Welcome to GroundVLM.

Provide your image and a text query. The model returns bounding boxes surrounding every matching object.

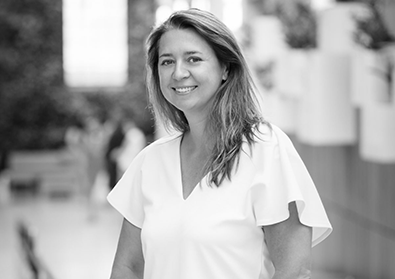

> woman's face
[157,28,227,120]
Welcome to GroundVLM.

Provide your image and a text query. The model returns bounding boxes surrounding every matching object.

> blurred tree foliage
[0,0,156,157]
[275,1,317,49]
[125,0,156,136]
[353,0,394,50]
[0,0,78,152]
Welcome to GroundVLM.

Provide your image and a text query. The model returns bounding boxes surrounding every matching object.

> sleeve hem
[107,195,143,229]
[255,198,333,248]
[255,214,289,227]
[311,227,332,247]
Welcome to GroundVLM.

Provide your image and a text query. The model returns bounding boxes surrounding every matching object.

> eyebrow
[158,51,202,59]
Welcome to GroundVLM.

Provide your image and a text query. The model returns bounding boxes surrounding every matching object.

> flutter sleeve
[251,124,332,247]
[107,149,146,228]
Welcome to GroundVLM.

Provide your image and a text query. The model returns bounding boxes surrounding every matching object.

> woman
[108,8,332,279]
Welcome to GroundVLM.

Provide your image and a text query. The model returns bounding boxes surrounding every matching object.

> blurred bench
[7,149,82,198]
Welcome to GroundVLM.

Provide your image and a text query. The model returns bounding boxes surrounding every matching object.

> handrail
[18,221,56,279]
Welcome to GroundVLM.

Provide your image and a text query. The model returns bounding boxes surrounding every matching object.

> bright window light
[223,0,243,32]
[156,5,173,26]
[311,0,335,11]
[191,0,211,11]
[172,0,189,11]
[63,0,128,88]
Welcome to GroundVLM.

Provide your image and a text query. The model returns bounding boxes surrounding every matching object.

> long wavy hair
[146,8,266,186]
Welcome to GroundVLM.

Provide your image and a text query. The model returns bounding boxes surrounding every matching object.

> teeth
[175,86,195,93]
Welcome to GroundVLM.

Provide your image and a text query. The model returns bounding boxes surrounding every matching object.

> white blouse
[107,123,332,279]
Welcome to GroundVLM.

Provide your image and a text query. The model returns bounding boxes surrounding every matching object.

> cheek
[159,82,170,102]
[206,75,223,91]
[158,73,167,92]
[158,69,170,87]
[158,77,172,102]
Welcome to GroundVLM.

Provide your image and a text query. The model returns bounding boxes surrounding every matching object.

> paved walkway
[0,196,122,279]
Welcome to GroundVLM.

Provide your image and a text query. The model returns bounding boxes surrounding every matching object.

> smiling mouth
[173,86,197,94]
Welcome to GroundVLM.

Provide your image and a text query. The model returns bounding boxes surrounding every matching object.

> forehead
[158,28,215,56]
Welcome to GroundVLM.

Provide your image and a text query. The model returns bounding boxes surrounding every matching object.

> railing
[18,222,55,279]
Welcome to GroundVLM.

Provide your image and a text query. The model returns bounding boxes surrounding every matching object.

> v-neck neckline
[176,135,209,201]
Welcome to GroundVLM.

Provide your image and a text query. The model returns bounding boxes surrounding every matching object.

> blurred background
[0,0,394,278]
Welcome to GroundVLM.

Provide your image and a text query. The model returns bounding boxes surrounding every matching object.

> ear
[222,65,229,81]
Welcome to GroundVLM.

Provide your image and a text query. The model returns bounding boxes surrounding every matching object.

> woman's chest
[140,157,259,245]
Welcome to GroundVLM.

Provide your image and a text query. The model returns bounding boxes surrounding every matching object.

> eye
[188,56,202,63]
[160,59,174,66]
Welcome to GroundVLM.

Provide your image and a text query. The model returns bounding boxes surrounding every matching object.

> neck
[182,117,214,155]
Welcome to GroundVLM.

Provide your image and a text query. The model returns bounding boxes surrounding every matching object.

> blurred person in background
[105,114,126,191]
[105,114,146,191]
[65,120,90,197]
[83,115,113,216]
[65,114,111,217]
[114,116,146,178]
[84,115,110,194]
[107,9,332,279]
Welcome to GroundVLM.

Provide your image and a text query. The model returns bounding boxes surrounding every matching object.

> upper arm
[110,218,144,279]
[263,202,312,279]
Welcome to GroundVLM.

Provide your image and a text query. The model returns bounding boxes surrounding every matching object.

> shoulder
[243,122,295,160]
[125,132,181,170]
[140,132,181,156]
[148,132,181,147]
[250,122,283,147]
[253,122,294,144]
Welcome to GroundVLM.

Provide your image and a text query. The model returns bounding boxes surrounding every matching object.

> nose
[172,62,190,81]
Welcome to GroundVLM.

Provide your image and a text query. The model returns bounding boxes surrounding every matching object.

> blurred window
[63,0,128,88]
[223,0,243,32]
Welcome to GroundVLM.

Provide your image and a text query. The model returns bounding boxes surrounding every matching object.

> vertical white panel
[360,102,395,163]
[249,16,287,65]
[297,52,357,145]
[317,2,366,53]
